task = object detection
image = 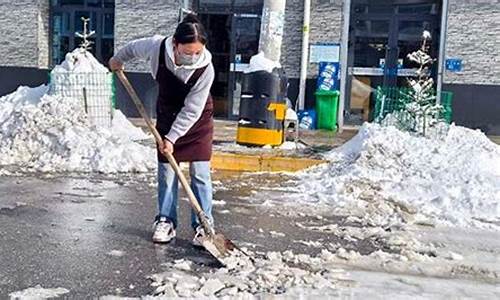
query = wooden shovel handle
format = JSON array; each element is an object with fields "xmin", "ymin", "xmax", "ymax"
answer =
[{"xmin": 115, "ymin": 70, "xmax": 205, "ymax": 216}]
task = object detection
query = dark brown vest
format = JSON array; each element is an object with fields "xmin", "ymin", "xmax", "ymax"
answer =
[{"xmin": 155, "ymin": 38, "xmax": 214, "ymax": 163}]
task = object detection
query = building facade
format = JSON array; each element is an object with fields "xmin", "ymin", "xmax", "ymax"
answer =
[{"xmin": 0, "ymin": 0, "xmax": 498, "ymax": 134}]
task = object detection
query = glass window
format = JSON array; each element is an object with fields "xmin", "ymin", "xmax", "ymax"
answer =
[
  {"xmin": 398, "ymin": 4, "xmax": 436, "ymax": 14},
  {"xmin": 103, "ymin": 13, "xmax": 114, "ymax": 36},
  {"xmin": 233, "ymin": 0, "xmax": 263, "ymax": 13},
  {"xmin": 199, "ymin": 0, "xmax": 230, "ymax": 5},
  {"xmin": 353, "ymin": 4, "xmax": 367, "ymax": 14},
  {"xmin": 87, "ymin": 0, "xmax": 102, "ymax": 7},
  {"xmin": 353, "ymin": 37, "xmax": 387, "ymax": 68},
  {"xmin": 52, "ymin": 36, "xmax": 70, "ymax": 64},
  {"xmin": 62, "ymin": 13, "xmax": 71, "ymax": 34},
  {"xmin": 354, "ymin": 19, "xmax": 368, "ymax": 31},
  {"xmin": 368, "ymin": 5, "xmax": 394, "ymax": 14},
  {"xmin": 60, "ymin": 0, "xmax": 84, "ymax": 5},
  {"xmin": 52, "ymin": 12, "xmax": 72, "ymax": 63},
  {"xmin": 197, "ymin": 0, "xmax": 232, "ymax": 13},
  {"xmin": 51, "ymin": 0, "xmax": 114, "ymax": 66},
  {"xmin": 75, "ymin": 11, "xmax": 97, "ymax": 32},
  {"xmin": 52, "ymin": 12, "xmax": 71, "ymax": 35},
  {"xmin": 234, "ymin": 17, "xmax": 261, "ymax": 62},
  {"xmin": 399, "ymin": 21, "xmax": 431, "ymax": 40},
  {"xmin": 101, "ymin": 38, "xmax": 114, "ymax": 63},
  {"xmin": 103, "ymin": 0, "xmax": 114, "ymax": 8},
  {"xmin": 371, "ymin": 20, "xmax": 390, "ymax": 35},
  {"xmin": 201, "ymin": 14, "xmax": 230, "ymax": 53},
  {"xmin": 53, "ymin": 13, "xmax": 63, "ymax": 35}
]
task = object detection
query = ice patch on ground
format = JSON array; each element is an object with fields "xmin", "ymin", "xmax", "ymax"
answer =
[
  {"xmin": 278, "ymin": 141, "xmax": 306, "ymax": 150},
  {"xmin": 144, "ymin": 246, "xmax": 499, "ymax": 299},
  {"xmin": 100, "ymin": 297, "xmax": 138, "ymax": 300},
  {"xmin": 9, "ymin": 285, "xmax": 69, "ymax": 299},
  {"xmin": 147, "ymin": 250, "xmax": 351, "ymax": 298},
  {"xmin": 107, "ymin": 250, "xmax": 126, "ymax": 257},
  {"xmin": 292, "ymin": 123, "xmax": 500, "ymax": 229},
  {"xmin": 0, "ymin": 85, "xmax": 155, "ymax": 173},
  {"xmin": 348, "ymin": 269, "xmax": 500, "ymax": 300},
  {"xmin": 212, "ymin": 200, "xmax": 226, "ymax": 206}
]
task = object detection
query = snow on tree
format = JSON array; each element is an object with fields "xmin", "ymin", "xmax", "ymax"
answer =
[
  {"xmin": 404, "ymin": 30, "xmax": 445, "ymax": 137},
  {"xmin": 75, "ymin": 17, "xmax": 95, "ymax": 51},
  {"xmin": 381, "ymin": 30, "xmax": 447, "ymax": 137}
]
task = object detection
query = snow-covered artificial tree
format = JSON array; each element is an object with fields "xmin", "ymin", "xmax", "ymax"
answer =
[
  {"xmin": 401, "ymin": 30, "xmax": 445, "ymax": 136},
  {"xmin": 49, "ymin": 17, "xmax": 113, "ymax": 127},
  {"xmin": 75, "ymin": 17, "xmax": 95, "ymax": 51}
]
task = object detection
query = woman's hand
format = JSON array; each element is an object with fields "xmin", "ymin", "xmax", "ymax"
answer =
[
  {"xmin": 160, "ymin": 139, "xmax": 174, "ymax": 156},
  {"xmin": 108, "ymin": 57, "xmax": 124, "ymax": 71}
]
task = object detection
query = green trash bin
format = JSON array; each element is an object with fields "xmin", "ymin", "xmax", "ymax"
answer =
[
  {"xmin": 440, "ymin": 91, "xmax": 453, "ymax": 124},
  {"xmin": 315, "ymin": 90, "xmax": 340, "ymax": 131}
]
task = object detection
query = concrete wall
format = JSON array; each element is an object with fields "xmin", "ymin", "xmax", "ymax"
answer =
[
  {"xmin": 443, "ymin": 0, "xmax": 500, "ymax": 134},
  {"xmin": 0, "ymin": 0, "xmax": 49, "ymax": 68},
  {"xmin": 114, "ymin": 0, "xmax": 182, "ymax": 73},
  {"xmin": 281, "ymin": 0, "xmax": 343, "ymax": 79},
  {"xmin": 37, "ymin": 0, "xmax": 50, "ymax": 68},
  {"xmin": 445, "ymin": 0, "xmax": 500, "ymax": 85}
]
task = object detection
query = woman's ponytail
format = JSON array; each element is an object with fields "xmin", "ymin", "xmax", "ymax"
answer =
[{"xmin": 173, "ymin": 13, "xmax": 208, "ymax": 45}]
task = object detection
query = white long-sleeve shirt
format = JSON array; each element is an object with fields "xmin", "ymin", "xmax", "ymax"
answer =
[{"xmin": 113, "ymin": 35, "xmax": 215, "ymax": 144}]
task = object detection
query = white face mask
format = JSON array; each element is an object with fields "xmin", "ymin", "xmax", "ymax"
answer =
[{"xmin": 177, "ymin": 50, "xmax": 201, "ymax": 66}]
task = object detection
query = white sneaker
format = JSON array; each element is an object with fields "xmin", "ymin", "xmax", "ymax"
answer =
[
  {"xmin": 152, "ymin": 217, "xmax": 176, "ymax": 243},
  {"xmin": 192, "ymin": 225, "xmax": 206, "ymax": 247}
]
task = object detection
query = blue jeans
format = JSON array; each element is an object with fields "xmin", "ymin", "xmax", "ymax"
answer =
[{"xmin": 157, "ymin": 161, "xmax": 213, "ymax": 229}]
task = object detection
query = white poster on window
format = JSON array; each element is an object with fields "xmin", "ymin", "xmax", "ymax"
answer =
[{"xmin": 309, "ymin": 43, "xmax": 340, "ymax": 63}]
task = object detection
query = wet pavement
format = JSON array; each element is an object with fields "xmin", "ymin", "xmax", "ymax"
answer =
[
  {"xmin": 0, "ymin": 171, "xmax": 361, "ymax": 298},
  {"xmin": 2, "ymin": 171, "xmax": 500, "ymax": 299}
]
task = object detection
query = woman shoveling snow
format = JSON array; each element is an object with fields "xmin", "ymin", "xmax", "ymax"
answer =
[{"xmin": 109, "ymin": 14, "xmax": 215, "ymax": 246}]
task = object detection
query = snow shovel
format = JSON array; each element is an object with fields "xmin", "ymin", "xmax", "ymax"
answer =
[{"xmin": 115, "ymin": 70, "xmax": 247, "ymax": 266}]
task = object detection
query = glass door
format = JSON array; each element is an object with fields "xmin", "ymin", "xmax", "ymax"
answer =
[
  {"xmin": 346, "ymin": 0, "xmax": 441, "ymax": 125},
  {"xmin": 198, "ymin": 13, "xmax": 232, "ymax": 118},
  {"xmin": 347, "ymin": 13, "xmax": 393, "ymax": 125},
  {"xmin": 227, "ymin": 13, "xmax": 261, "ymax": 119},
  {"xmin": 195, "ymin": 1, "xmax": 263, "ymax": 119}
]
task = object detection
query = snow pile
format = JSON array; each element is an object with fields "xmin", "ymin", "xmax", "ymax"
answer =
[
  {"xmin": 148, "ymin": 250, "xmax": 350, "ymax": 298},
  {"xmin": 380, "ymin": 111, "xmax": 450, "ymax": 139},
  {"xmin": 244, "ymin": 52, "xmax": 281, "ymax": 73},
  {"xmin": 111, "ymin": 109, "xmax": 149, "ymax": 141},
  {"xmin": 52, "ymin": 48, "xmax": 108, "ymax": 73},
  {"xmin": 0, "ymin": 85, "xmax": 155, "ymax": 173},
  {"xmin": 296, "ymin": 123, "xmax": 500, "ymax": 229},
  {"xmin": 9, "ymin": 285, "xmax": 69, "ymax": 299},
  {"xmin": 49, "ymin": 48, "xmax": 113, "ymax": 127}
]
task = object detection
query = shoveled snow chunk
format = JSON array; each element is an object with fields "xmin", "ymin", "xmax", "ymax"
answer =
[{"xmin": 199, "ymin": 278, "xmax": 226, "ymax": 295}]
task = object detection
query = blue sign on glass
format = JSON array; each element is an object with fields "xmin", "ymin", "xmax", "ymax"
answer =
[
  {"xmin": 446, "ymin": 59, "xmax": 462, "ymax": 72},
  {"xmin": 317, "ymin": 62, "xmax": 340, "ymax": 91}
]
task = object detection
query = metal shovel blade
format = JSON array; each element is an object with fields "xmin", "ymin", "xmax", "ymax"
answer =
[{"xmin": 196, "ymin": 233, "xmax": 248, "ymax": 266}]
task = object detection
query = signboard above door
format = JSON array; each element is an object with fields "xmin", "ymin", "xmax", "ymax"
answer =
[{"xmin": 309, "ymin": 43, "xmax": 340, "ymax": 63}]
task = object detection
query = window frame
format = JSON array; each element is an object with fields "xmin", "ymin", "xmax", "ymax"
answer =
[
  {"xmin": 49, "ymin": 0, "xmax": 115, "ymax": 67},
  {"xmin": 194, "ymin": 0, "xmax": 264, "ymax": 14}
]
